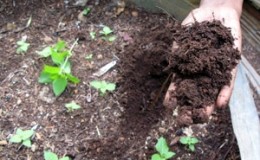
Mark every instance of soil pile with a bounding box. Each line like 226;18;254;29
166;20;241;124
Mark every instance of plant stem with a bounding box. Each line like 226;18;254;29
59;38;78;74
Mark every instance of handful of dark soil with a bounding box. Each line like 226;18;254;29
166;20;241;125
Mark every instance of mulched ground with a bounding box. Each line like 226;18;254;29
0;0;258;159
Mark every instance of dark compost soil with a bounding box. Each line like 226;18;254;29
165;21;241;125
0;0;254;160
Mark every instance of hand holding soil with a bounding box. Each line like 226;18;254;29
164;0;242;124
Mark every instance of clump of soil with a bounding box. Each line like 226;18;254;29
166;20;241;125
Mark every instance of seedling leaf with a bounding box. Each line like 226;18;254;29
90;32;96;39
20;130;34;140
62;61;71;74
151;154;162;160
16;40;30;54
9;135;22;143
108;35;116;42
179;137;189;144
65;101;81;112
66;74;80;83
189;145;195;152
42;65;60;74
164;151;176;159
105;83;116;91
54;40;66;52
85;54;93;60
53;77;67;96
37;46;52;57
44;151;59;160
100;26;113;36
190;137;199;144
39;72;52;83
83;7;90;16
155;137;169;155
22;139;32;147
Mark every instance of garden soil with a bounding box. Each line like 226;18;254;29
0;0;257;160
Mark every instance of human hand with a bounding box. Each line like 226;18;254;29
163;0;243;116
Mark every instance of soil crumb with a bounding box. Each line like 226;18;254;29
166;20;241;125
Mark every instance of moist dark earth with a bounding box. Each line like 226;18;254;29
0;0;258;160
165;21;240;125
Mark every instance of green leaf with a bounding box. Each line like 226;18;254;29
151;154;163;160
16;128;23;135
65;101;81;112
90;80;102;89
189;145;195;152
179;137;189;144
54;40;66;52
105;83;116;91
62;61;71;74
155;137;169;155
51;51;68;65
108;35;116;42
85;54;93;60
22;139;32;147
190;137;199;144
83;7;90;16
9;135;22;143
100;26;113;36
60;157;70;160
16;40;30;53
90;32;96;40
52;77;67;96
42;65;60;74
163;151;175;159
66;74;80;84
37;46;52;57
20;130;34;140
39;72;52;83
44;151;59;160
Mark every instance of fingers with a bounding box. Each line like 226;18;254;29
216;67;238;108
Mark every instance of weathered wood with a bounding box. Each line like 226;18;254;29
230;64;260;160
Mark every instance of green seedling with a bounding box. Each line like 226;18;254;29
9;128;34;148
179;136;199;152
37;40;80;96
65;101;81;112
83;7;91;16
90;31;96;40
44;150;70;160
16;39;30;54
99;26;116;42
85;53;93;60
90;80;116;95
152;137;176;160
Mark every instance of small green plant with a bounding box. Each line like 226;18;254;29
9;128;34;148
179;136;199;152
90;80;116;95
99;26;116;42
16;39;30;54
82;7;91;16
89;31;96;40
85;53;93;60
44;150;70;160
37;40;80;96
65;101;81;112
152;137;176;160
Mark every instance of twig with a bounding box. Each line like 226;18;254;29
59;38;78;74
